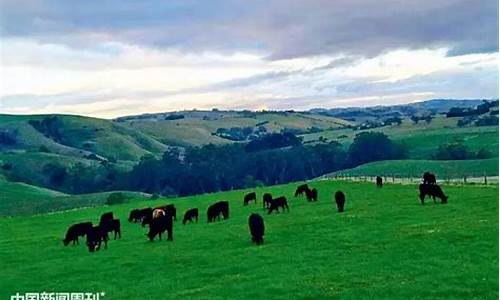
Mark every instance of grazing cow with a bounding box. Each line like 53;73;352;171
183;208;199;225
295;184;309;197
147;214;173;242
243;192;257;206
63;222;92;246
419;184;448;204
155;204;177;221
248;213;265;245
423;172;437;185
267;196;289;214
105;219;122;239
128;209;142;223
207;201;230;222
86;225;109;252
306;188;318;202
142;205;173;227
137;208;153;225
263;193;273;209
376;176;383;188
153;208;166;219
334;191;346;213
99;212;114;226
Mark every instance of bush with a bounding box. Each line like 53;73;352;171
105;192;127;205
39;145;51;153
434;142;469;160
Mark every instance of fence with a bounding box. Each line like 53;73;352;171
319;174;498;186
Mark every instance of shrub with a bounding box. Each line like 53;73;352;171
105;192;127;205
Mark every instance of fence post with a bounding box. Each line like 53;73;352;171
484;174;488;185
392;175;395;183
463;176;467;184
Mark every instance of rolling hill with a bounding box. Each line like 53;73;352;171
323;158;499;179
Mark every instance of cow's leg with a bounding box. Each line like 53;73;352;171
167;229;173;241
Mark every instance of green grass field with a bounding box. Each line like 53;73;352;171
0;176;152;217
1;180;498;299
327;158;499;178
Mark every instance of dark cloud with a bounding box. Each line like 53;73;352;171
1;0;497;59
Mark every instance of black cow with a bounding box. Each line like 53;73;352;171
138;208;154;226
63;222;92;246
99;212;114;226
207;201;230;222
183;208;199;225
376;176;383;188
243;192;257;206
334;191;345;213
248;213;265;245
419;184;448;204
263;193;273;209
86;225;109;252
147;214;173;242
268;196;289;214
155;204;177;220
142;205;174;227
128;209;142;223
102;219;121;240
423;172;437;185
306;188;318;202
295;184;309;197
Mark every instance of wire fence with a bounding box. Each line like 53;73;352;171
319;174;498;186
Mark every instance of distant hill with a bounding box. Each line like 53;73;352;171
0;98;497;200
115;110;351;147
310;99;498;123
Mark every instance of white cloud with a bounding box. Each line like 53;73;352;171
0;38;497;118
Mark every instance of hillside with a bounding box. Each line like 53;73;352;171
0;114;168;162
310;98;497;123
0;176;152;217
1;180;497;299
324;158;499;179
301;116;499;158
118;110;351;147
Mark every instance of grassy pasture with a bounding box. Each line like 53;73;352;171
300;117;499;158
1;180;498;299
327;158;499;179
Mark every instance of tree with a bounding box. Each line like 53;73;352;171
347;132;407;166
434;142;469;160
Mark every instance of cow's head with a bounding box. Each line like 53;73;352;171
62;239;70;246
87;240;98;252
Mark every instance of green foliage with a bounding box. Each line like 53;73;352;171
475;115;498;127
105;192;127;205
128;142;347;196
348;132;407;165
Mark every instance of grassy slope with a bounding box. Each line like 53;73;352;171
301;116;499;158
127;112;351;146
0;114;167;161
0;176;152;216
326;158;499;178
1;180;497;299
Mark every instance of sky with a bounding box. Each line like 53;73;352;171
0;0;498;118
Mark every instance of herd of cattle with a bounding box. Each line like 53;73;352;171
63;172;448;252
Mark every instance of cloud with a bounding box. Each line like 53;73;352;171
1;0;497;59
